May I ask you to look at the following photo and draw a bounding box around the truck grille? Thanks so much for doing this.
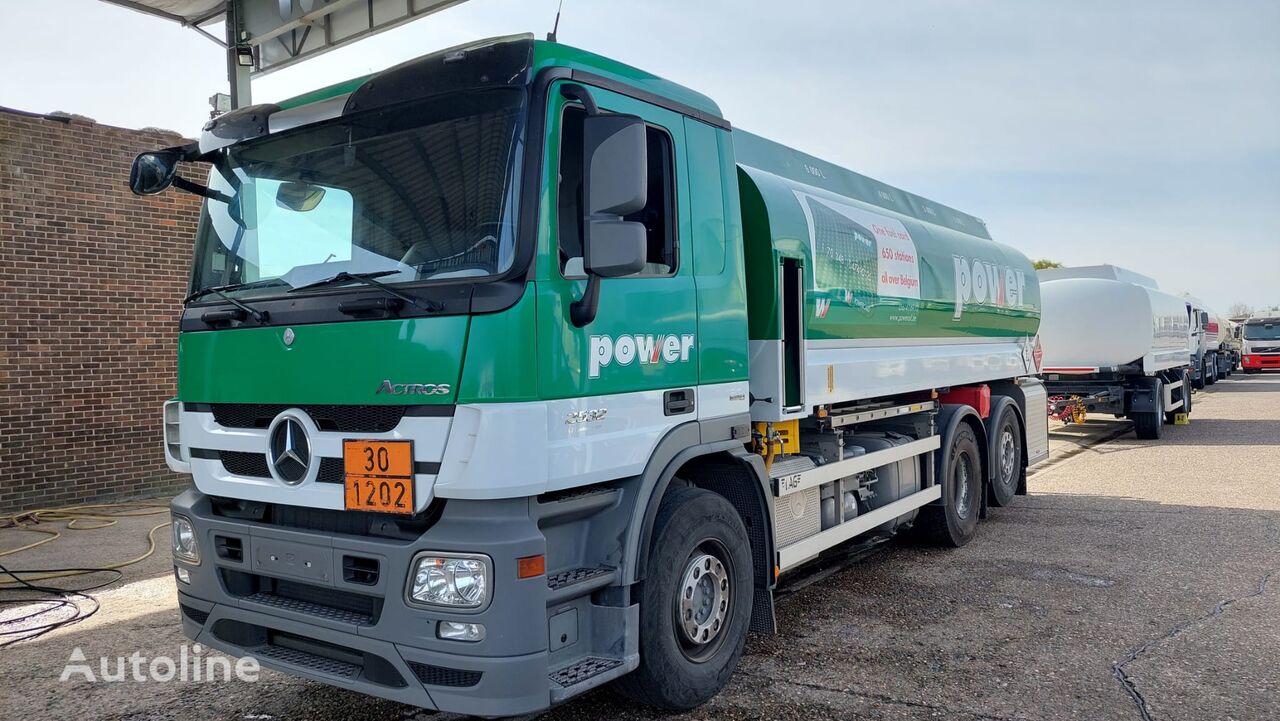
[220,451,270,478]
[210,404,408,433]
[218,452,344,483]
[317,458,345,484]
[407,661,482,688]
[209,498,441,541]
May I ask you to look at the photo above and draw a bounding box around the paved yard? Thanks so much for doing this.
[2,376,1277,721]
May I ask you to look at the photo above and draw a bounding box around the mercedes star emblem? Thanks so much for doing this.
[282,328,296,346]
[268,415,311,485]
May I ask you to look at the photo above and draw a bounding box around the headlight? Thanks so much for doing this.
[407,553,491,609]
[172,515,200,564]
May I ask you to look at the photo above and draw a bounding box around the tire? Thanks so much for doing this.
[1192,363,1206,390]
[1133,378,1164,440]
[988,406,1022,508]
[1206,359,1218,385]
[916,422,982,547]
[613,487,753,711]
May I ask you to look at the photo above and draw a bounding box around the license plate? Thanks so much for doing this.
[343,439,415,514]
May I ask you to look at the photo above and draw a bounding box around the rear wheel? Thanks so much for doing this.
[989,406,1022,508]
[917,422,982,547]
[1133,378,1164,440]
[614,487,753,711]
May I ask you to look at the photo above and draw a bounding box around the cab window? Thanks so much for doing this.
[557,105,677,277]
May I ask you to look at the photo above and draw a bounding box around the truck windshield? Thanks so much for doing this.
[1243,323,1280,340]
[189,88,525,300]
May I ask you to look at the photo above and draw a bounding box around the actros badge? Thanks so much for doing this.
[377,380,451,396]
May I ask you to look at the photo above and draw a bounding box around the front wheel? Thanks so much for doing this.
[614,487,754,711]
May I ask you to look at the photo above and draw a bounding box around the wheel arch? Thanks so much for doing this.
[986,380,1035,494]
[622,427,777,634]
[935,403,989,515]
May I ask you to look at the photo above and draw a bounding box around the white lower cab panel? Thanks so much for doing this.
[189,457,437,513]
[179,409,449,512]
[433,383,750,500]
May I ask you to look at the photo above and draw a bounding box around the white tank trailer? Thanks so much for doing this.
[1037,265,1193,440]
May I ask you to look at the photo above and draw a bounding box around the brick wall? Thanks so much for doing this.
[0,108,201,513]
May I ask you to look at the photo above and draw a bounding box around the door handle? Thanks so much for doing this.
[664,389,695,416]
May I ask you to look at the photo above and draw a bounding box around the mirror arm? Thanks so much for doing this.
[560,83,600,115]
[172,176,232,204]
[570,274,601,327]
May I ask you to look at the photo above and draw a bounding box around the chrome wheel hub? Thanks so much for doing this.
[999,430,1017,481]
[677,552,730,646]
[955,454,974,518]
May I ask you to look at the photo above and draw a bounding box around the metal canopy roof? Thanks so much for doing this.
[101,1,225,25]
[101,0,466,75]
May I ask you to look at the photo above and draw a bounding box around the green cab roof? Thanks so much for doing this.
[276,34,724,123]
[274,34,982,242]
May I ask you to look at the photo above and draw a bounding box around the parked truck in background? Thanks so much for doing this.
[1219,317,1242,375]
[1037,265,1192,440]
[1183,295,1233,385]
[1241,310,1280,373]
[128,35,1048,716]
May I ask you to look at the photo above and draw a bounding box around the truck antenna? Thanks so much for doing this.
[547,0,564,42]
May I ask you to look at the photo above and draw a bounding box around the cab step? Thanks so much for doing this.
[549,653,635,703]
[533,486,620,527]
[549,656,622,688]
[546,566,617,605]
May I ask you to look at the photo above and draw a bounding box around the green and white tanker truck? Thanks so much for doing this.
[132,35,1048,716]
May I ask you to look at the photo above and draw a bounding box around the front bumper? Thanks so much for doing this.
[170,488,630,716]
[1242,354,1280,370]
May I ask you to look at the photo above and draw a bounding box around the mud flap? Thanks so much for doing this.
[1127,382,1160,414]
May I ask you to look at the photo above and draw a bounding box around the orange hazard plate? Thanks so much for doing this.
[343,440,414,514]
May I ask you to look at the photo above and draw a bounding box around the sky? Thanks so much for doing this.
[2,0,1277,312]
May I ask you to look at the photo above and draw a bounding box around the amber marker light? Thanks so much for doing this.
[517,554,546,579]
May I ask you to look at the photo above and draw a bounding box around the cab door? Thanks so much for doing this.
[533,81,698,482]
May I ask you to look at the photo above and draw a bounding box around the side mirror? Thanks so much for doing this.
[582,113,648,278]
[276,181,327,212]
[129,150,181,195]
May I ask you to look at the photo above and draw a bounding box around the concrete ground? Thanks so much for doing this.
[1,376,1277,721]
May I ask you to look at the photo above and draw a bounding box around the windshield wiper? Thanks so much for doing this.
[184,280,283,323]
[288,271,443,313]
